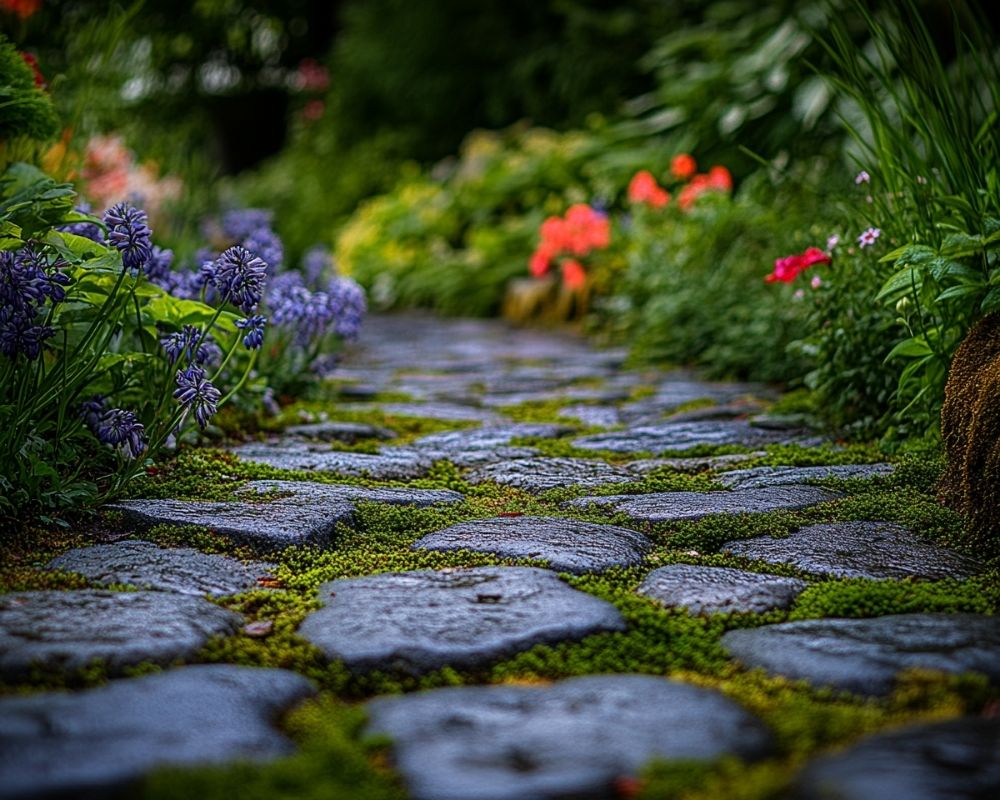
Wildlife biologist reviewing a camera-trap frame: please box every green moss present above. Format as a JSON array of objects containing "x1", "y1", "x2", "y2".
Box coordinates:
[
  {"x1": 497, "y1": 398, "x2": 587, "y2": 425},
  {"x1": 141, "y1": 694, "x2": 405, "y2": 800},
  {"x1": 790, "y1": 578, "x2": 997, "y2": 620}
]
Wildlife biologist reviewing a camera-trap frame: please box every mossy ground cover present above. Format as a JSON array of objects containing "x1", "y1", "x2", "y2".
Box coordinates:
[{"x1": 2, "y1": 386, "x2": 997, "y2": 800}]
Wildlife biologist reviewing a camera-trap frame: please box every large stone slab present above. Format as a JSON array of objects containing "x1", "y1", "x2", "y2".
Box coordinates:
[
  {"x1": 626, "y1": 452, "x2": 766, "y2": 474},
  {"x1": 0, "y1": 590, "x2": 241, "y2": 678},
  {"x1": 49, "y1": 540, "x2": 274, "y2": 596},
  {"x1": 366, "y1": 674, "x2": 774, "y2": 800},
  {"x1": 228, "y1": 441, "x2": 432, "y2": 479},
  {"x1": 412, "y1": 516, "x2": 652, "y2": 574},
  {"x1": 573, "y1": 420, "x2": 812, "y2": 454},
  {"x1": 638, "y1": 565, "x2": 808, "y2": 615},
  {"x1": 560, "y1": 403, "x2": 623, "y2": 427},
  {"x1": 108, "y1": 480, "x2": 462, "y2": 551},
  {"x1": 409, "y1": 423, "x2": 575, "y2": 456},
  {"x1": 465, "y1": 457, "x2": 635, "y2": 493},
  {"x1": 717, "y1": 464, "x2": 894, "y2": 490},
  {"x1": 376, "y1": 401, "x2": 506, "y2": 423},
  {"x1": 721, "y1": 522, "x2": 979, "y2": 580},
  {"x1": 299, "y1": 567, "x2": 624, "y2": 673},
  {"x1": 283, "y1": 420, "x2": 396, "y2": 442},
  {"x1": 792, "y1": 715, "x2": 1000, "y2": 800},
  {"x1": 0, "y1": 665, "x2": 315, "y2": 800},
  {"x1": 565, "y1": 485, "x2": 840, "y2": 524},
  {"x1": 722, "y1": 613, "x2": 1000, "y2": 695}
]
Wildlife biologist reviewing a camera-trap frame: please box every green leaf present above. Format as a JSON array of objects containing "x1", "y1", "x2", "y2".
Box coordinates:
[
  {"x1": 885, "y1": 337, "x2": 933, "y2": 360},
  {"x1": 981, "y1": 286, "x2": 1000, "y2": 314},
  {"x1": 876, "y1": 267, "x2": 922, "y2": 303}
]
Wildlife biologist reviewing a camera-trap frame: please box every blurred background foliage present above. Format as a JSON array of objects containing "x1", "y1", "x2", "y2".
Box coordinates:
[{"x1": 3, "y1": 0, "x2": 998, "y2": 444}]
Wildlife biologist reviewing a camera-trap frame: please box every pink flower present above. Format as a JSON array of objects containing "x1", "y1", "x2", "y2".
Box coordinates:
[
  {"x1": 855, "y1": 170, "x2": 870, "y2": 184},
  {"x1": 811, "y1": 275, "x2": 822, "y2": 289},
  {"x1": 764, "y1": 246, "x2": 831, "y2": 284},
  {"x1": 858, "y1": 227, "x2": 881, "y2": 247},
  {"x1": 826, "y1": 234, "x2": 839, "y2": 251}
]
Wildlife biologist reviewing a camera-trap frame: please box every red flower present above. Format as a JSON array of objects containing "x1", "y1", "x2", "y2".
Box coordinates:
[
  {"x1": 561, "y1": 259, "x2": 587, "y2": 290},
  {"x1": 677, "y1": 166, "x2": 734, "y2": 211},
  {"x1": 707, "y1": 165, "x2": 733, "y2": 192},
  {"x1": 764, "y1": 246, "x2": 831, "y2": 284},
  {"x1": 530, "y1": 247, "x2": 552, "y2": 277},
  {"x1": 627, "y1": 170, "x2": 671, "y2": 208},
  {"x1": 1, "y1": 0, "x2": 41, "y2": 19},
  {"x1": 670, "y1": 153, "x2": 697, "y2": 180},
  {"x1": 529, "y1": 204, "x2": 609, "y2": 280},
  {"x1": 19, "y1": 51, "x2": 45, "y2": 88}
]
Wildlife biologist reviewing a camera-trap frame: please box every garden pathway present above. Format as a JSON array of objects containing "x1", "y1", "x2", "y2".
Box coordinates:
[{"x1": 1, "y1": 313, "x2": 998, "y2": 800}]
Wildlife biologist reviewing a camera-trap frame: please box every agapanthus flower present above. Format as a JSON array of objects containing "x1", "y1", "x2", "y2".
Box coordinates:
[
  {"x1": 0, "y1": 309, "x2": 54, "y2": 359},
  {"x1": 241, "y1": 227, "x2": 284, "y2": 274},
  {"x1": 236, "y1": 315, "x2": 267, "y2": 349},
  {"x1": 0, "y1": 249, "x2": 45, "y2": 314},
  {"x1": 207, "y1": 245, "x2": 268, "y2": 313},
  {"x1": 858, "y1": 227, "x2": 881, "y2": 247},
  {"x1": 58, "y1": 203, "x2": 104, "y2": 243},
  {"x1": 855, "y1": 170, "x2": 871, "y2": 185},
  {"x1": 326, "y1": 276, "x2": 366, "y2": 341},
  {"x1": 94, "y1": 407, "x2": 146, "y2": 459},
  {"x1": 302, "y1": 246, "x2": 333, "y2": 288},
  {"x1": 15, "y1": 245, "x2": 70, "y2": 304},
  {"x1": 221, "y1": 208, "x2": 274, "y2": 242},
  {"x1": 79, "y1": 396, "x2": 108, "y2": 431},
  {"x1": 103, "y1": 202, "x2": 153, "y2": 271},
  {"x1": 160, "y1": 325, "x2": 217, "y2": 365},
  {"x1": 145, "y1": 245, "x2": 174, "y2": 283},
  {"x1": 173, "y1": 364, "x2": 221, "y2": 428}
]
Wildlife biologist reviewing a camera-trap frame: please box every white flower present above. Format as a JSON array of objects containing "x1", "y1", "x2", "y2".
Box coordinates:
[
  {"x1": 811, "y1": 275, "x2": 823, "y2": 289},
  {"x1": 855, "y1": 170, "x2": 871, "y2": 184},
  {"x1": 826, "y1": 234, "x2": 840, "y2": 251},
  {"x1": 858, "y1": 227, "x2": 881, "y2": 247}
]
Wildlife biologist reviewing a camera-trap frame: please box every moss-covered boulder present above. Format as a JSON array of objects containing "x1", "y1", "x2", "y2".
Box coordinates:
[{"x1": 939, "y1": 311, "x2": 1000, "y2": 550}]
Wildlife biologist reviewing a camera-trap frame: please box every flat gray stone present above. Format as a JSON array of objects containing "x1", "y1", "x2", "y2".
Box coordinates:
[
  {"x1": 722, "y1": 613, "x2": 1000, "y2": 695},
  {"x1": 565, "y1": 485, "x2": 840, "y2": 524},
  {"x1": 0, "y1": 590, "x2": 241, "y2": 678},
  {"x1": 283, "y1": 420, "x2": 396, "y2": 442},
  {"x1": 409, "y1": 423, "x2": 575, "y2": 455},
  {"x1": 229, "y1": 441, "x2": 432, "y2": 479},
  {"x1": 560, "y1": 403, "x2": 622, "y2": 427},
  {"x1": 49, "y1": 540, "x2": 274, "y2": 596},
  {"x1": 573, "y1": 420, "x2": 812, "y2": 453},
  {"x1": 627, "y1": 453, "x2": 766, "y2": 474},
  {"x1": 0, "y1": 665, "x2": 315, "y2": 800},
  {"x1": 379, "y1": 401, "x2": 506, "y2": 423},
  {"x1": 638, "y1": 564, "x2": 807, "y2": 615},
  {"x1": 366, "y1": 674, "x2": 773, "y2": 800},
  {"x1": 792, "y1": 715, "x2": 1000, "y2": 800},
  {"x1": 721, "y1": 522, "x2": 979, "y2": 580},
  {"x1": 717, "y1": 464, "x2": 894, "y2": 490},
  {"x1": 465, "y1": 458, "x2": 635, "y2": 493},
  {"x1": 299, "y1": 567, "x2": 624, "y2": 673},
  {"x1": 109, "y1": 480, "x2": 462, "y2": 551},
  {"x1": 412, "y1": 516, "x2": 652, "y2": 574}
]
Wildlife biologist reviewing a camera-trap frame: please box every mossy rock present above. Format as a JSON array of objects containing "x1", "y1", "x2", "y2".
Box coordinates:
[{"x1": 939, "y1": 311, "x2": 1000, "y2": 552}]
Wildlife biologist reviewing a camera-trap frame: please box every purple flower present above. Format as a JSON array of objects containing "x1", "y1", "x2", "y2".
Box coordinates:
[
  {"x1": 207, "y1": 245, "x2": 267, "y2": 313},
  {"x1": 855, "y1": 170, "x2": 871, "y2": 185},
  {"x1": 79, "y1": 396, "x2": 108, "y2": 430},
  {"x1": 221, "y1": 208, "x2": 274, "y2": 241},
  {"x1": 145, "y1": 246, "x2": 174, "y2": 283},
  {"x1": 235, "y1": 315, "x2": 267, "y2": 349},
  {"x1": 58, "y1": 203, "x2": 104, "y2": 243},
  {"x1": 94, "y1": 407, "x2": 146, "y2": 459},
  {"x1": 241, "y1": 227, "x2": 284, "y2": 275},
  {"x1": 326, "y1": 276, "x2": 367, "y2": 341},
  {"x1": 0, "y1": 249, "x2": 45, "y2": 314},
  {"x1": 103, "y1": 202, "x2": 153, "y2": 271},
  {"x1": 0, "y1": 309, "x2": 55, "y2": 360},
  {"x1": 160, "y1": 325, "x2": 218, "y2": 366},
  {"x1": 174, "y1": 364, "x2": 221, "y2": 428},
  {"x1": 302, "y1": 246, "x2": 332, "y2": 288}
]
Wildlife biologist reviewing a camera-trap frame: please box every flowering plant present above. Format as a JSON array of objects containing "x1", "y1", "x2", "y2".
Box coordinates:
[
  {"x1": 0, "y1": 163, "x2": 259, "y2": 525},
  {"x1": 528, "y1": 203, "x2": 610, "y2": 290}
]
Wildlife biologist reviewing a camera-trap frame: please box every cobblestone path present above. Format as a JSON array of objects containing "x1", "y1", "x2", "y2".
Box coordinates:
[{"x1": 2, "y1": 313, "x2": 997, "y2": 800}]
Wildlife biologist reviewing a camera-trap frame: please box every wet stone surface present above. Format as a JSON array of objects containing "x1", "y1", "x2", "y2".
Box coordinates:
[
  {"x1": 282, "y1": 420, "x2": 396, "y2": 442},
  {"x1": 408, "y1": 423, "x2": 575, "y2": 455},
  {"x1": 366, "y1": 674, "x2": 774, "y2": 800},
  {"x1": 49, "y1": 540, "x2": 274, "y2": 597},
  {"x1": 465, "y1": 457, "x2": 635, "y2": 492},
  {"x1": 626, "y1": 452, "x2": 767, "y2": 474},
  {"x1": 110, "y1": 480, "x2": 462, "y2": 551},
  {"x1": 0, "y1": 590, "x2": 242, "y2": 679},
  {"x1": 722, "y1": 613, "x2": 1000, "y2": 695},
  {"x1": 559, "y1": 403, "x2": 623, "y2": 427},
  {"x1": 366, "y1": 401, "x2": 507, "y2": 423},
  {"x1": 638, "y1": 564, "x2": 808, "y2": 615},
  {"x1": 717, "y1": 463, "x2": 894, "y2": 490},
  {"x1": 565, "y1": 485, "x2": 840, "y2": 524},
  {"x1": 298, "y1": 567, "x2": 625, "y2": 674},
  {"x1": 572, "y1": 420, "x2": 815, "y2": 453},
  {"x1": 228, "y1": 441, "x2": 433, "y2": 479},
  {"x1": 0, "y1": 665, "x2": 315, "y2": 800},
  {"x1": 721, "y1": 521, "x2": 980, "y2": 580},
  {"x1": 792, "y1": 715, "x2": 1000, "y2": 800},
  {"x1": 412, "y1": 515, "x2": 652, "y2": 574}
]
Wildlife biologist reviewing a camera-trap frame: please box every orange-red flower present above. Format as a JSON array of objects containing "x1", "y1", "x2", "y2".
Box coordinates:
[
  {"x1": 528, "y1": 204, "x2": 610, "y2": 283},
  {"x1": 561, "y1": 259, "x2": 587, "y2": 290},
  {"x1": 0, "y1": 0, "x2": 41, "y2": 19},
  {"x1": 627, "y1": 170, "x2": 670, "y2": 208},
  {"x1": 677, "y1": 165, "x2": 734, "y2": 211},
  {"x1": 671, "y1": 153, "x2": 697, "y2": 180}
]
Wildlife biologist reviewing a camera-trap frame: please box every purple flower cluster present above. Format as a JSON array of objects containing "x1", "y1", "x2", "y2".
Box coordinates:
[
  {"x1": 160, "y1": 325, "x2": 220, "y2": 366},
  {"x1": 302, "y1": 246, "x2": 332, "y2": 288},
  {"x1": 267, "y1": 271, "x2": 366, "y2": 354},
  {"x1": 104, "y1": 202, "x2": 153, "y2": 272},
  {"x1": 204, "y1": 245, "x2": 267, "y2": 313},
  {"x1": 174, "y1": 364, "x2": 221, "y2": 428},
  {"x1": 80, "y1": 397, "x2": 146, "y2": 459},
  {"x1": 144, "y1": 245, "x2": 174, "y2": 283},
  {"x1": 0, "y1": 245, "x2": 70, "y2": 360},
  {"x1": 222, "y1": 208, "x2": 283, "y2": 273},
  {"x1": 58, "y1": 203, "x2": 104, "y2": 243},
  {"x1": 235, "y1": 315, "x2": 267, "y2": 349}
]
